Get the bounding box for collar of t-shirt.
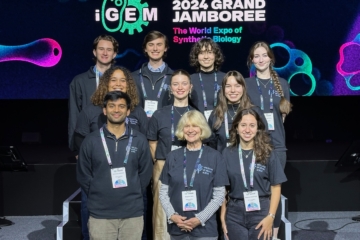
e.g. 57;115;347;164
148;62;166;73
200;69;215;74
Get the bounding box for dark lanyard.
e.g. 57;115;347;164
171;105;189;142
238;145;256;190
183;147;203;188
255;77;274;111
139;70;167;99
199;72;218;109
100;127;133;166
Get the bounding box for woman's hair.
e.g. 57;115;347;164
212;70;253;130
189;38;224;72
247;41;292;115
176;110;211;141
91;66;139;111
229;108;272;165
169;69;199;111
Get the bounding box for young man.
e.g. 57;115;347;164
189;38;225;120
77;91;152;240
68;35;118;152
68;35;118;240
132;31;173;118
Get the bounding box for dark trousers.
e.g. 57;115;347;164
80;189;89;240
226;198;270;240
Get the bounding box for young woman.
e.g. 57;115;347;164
147;70;198;240
208;70;267;152
245;41;292;238
221;108;287;240
159;110;228;240
74;65;148;239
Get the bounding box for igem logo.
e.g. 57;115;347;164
95;0;158;35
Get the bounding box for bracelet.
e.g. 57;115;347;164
268;213;275;219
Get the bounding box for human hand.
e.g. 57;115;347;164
222;222;229;240
183;217;201;229
170;215;192;231
255;215;274;240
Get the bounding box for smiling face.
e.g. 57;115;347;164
198;46;215;72
144;37;167;62
237;114;258;145
103;98;130;125
224;76;243;104
171;74;192;101
93;40;117;66
252;46;272;74
107;69;127;93
183;123;202;145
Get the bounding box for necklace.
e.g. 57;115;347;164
259;79;271;88
242;149;253;158
174;106;188;116
227;104;238;120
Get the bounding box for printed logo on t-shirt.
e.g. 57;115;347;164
163;83;169;91
130;146;138;153
254;163;266;172
128;117;138;125
268;89;281;98
199;165;213;175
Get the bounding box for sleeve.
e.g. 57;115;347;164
137;106;149;136
138;138;153;193
76;136;93;195
207;113;218;149
213;151;229;187
159;152;172;185
68;78;81;151
269;152;287;185
147;111;159;141
195;186;225;226
75;108;91;137
74;132;85;153
159;183;177;224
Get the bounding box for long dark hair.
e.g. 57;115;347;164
213;71;253;130
229;108;272;165
247;41;292;115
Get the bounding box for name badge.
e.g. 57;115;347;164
171;145;181;151
204;110;212;121
182;190;198;211
264;113;275;130
110;167;128;188
243;191;261;212
144;100;158;118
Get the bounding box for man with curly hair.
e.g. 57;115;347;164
189;38;226;121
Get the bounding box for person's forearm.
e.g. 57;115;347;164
149;140;157;162
269;184;281;217
220;199;227;222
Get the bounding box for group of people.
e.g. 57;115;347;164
70;30;291;240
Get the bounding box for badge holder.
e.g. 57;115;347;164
111;167;128;188
243;190;261;212
182;190;198;211
144;100;158;117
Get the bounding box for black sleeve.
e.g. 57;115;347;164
138;138;153;193
74;132;85;154
147;111;159;141
77;137;93;195
207;112;218;149
136;106;149;136
68;79;81;151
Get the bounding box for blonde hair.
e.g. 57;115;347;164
176;110;211;141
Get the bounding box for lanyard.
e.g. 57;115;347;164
171;105;189;141
139;70;167;99
255;77;273;111
224;112;230;140
94;66;101;87
198;72;218;109
238;145;256;190
100;127;133;166
183;147;203;188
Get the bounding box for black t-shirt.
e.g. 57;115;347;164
160;146;229;237
208;105;268;152
190;71;226;114
245;76;290;151
222;147;287;199
147;105;195;160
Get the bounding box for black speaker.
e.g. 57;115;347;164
0;146;27;171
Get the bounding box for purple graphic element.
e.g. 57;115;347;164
334;13;360;95
283;40;295;49
0;38;62;67
248;22;267;35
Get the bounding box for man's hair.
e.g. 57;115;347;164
103;91;131;110
142;30;169;59
93;35;119;64
189;38;224;72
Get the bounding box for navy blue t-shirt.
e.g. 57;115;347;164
222;147;287;199
160;146;229;237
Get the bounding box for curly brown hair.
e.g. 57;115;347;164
229;108;272;165
91;66;139;111
213;71;253;130
189;38;224;72
247;41;292;115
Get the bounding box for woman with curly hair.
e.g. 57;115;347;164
208;70;267;152
220;108;287;240
74;65;148;239
189;38;226;120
